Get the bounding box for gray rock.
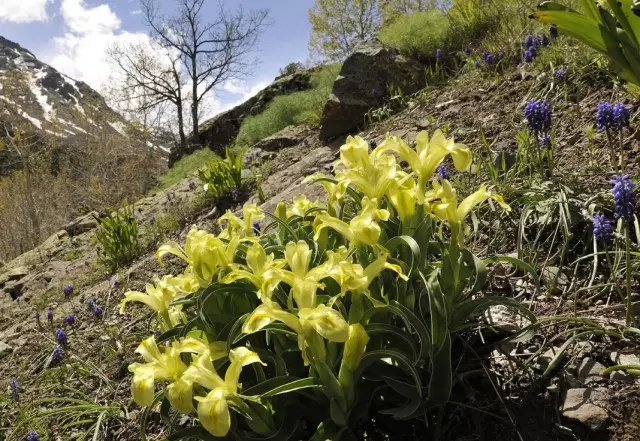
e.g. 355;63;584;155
541;266;570;286
491;150;517;172
609;351;640;366
610;370;634;383
577;358;606;384
560;388;609;431
252;125;311;151
0;341;13;358
62;211;98;236
0;266;29;285
319;39;426;140
483;304;532;333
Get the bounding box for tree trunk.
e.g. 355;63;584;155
191;55;199;141
177;101;187;150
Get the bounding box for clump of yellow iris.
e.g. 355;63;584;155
124;128;510;437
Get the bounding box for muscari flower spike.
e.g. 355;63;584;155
541;34;550;47
497;51;504;61
26;431;39;441
149;216;155;226
63;284;74;297
51;346;64;366
613;103;630;129
436;164;450;180
55;328;68;346
549;24;558;39
555;68;566;80
436;48;442;59
94;306;104;318
113;278;120;288
10;379;19;401
611;174;636;220
47;307;53;323
592;213;612;243
63;314;75;326
484;53;494;64
524;49;534;63
597;102;615;131
524;99;552;133
541;133;552;149
465;47;472;56
525;34;535;48
189;181;197;190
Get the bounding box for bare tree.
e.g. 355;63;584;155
140;0;269;143
108;42;189;148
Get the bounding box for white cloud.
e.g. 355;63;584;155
46;0;149;91
60;0;120;35
0;0;51;23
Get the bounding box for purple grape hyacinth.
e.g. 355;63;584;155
611;174;636;220
47;307;53;323
484;53;494;64
555;68;566;80
497;51;504;61
55;328;68;346
63;314;75;326
524;99;553;134
613;103;630;129
436;164;449;180
593;213;613;243
436;48;442;59
597;102;615;131
541;133;552;149
94;306;104;318
465;47;472;56
474;60;481;68
63;284;74;298
10;379;19;401
51;347;64;366
549;24;558;39
524;49;534;63
525;34;535;48
26;431;39;441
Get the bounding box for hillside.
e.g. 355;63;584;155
1;3;640;441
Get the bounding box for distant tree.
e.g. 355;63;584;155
308;0;382;62
139;0;269;144
379;0;435;23
279;62;305;77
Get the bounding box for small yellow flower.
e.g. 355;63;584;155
314;197;389;247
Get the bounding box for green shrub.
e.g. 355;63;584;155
155;148;220;191
94;203;139;271
236;64;340;146
197;148;245;199
379;10;451;59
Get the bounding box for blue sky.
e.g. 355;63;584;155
0;0;316;116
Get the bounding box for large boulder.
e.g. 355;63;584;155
169;69;318;165
319;40;426;141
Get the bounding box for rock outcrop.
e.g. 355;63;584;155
319;39;426;140
170;69;318;165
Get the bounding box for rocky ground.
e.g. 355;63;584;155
2;39;640;440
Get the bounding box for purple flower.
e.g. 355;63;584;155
51;347;64;366
87;298;95;311
613;103;630;129
63;314;75;326
555;68;566;80
436;164;449;180
26;431;39;441
474;60;481;68
63;285;74;298
93;306;104;318
369;140;377;150
525;34;535;48
47;307;53;323
465;47;472;56
593;213;612;243
436;48;443;59
524;99;553;133
497;51;504;61
541;34;550;47
484;53;494;64
597;102;615;131
549;24;558;39
55;328;68;346
149;216;155;226
10;379;19;401
524;49;534;63
189;181;196;190
611;174;636;220
541;133;552;149
113;278;120;288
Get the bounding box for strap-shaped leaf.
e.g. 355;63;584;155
259;377;324;398
450;296;537;333
384;235;421;276
357;349;423;398
366;323;419;363
427;332;452;407
484;255;541;290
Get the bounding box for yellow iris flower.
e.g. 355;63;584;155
156;226;240;287
223;241;285;298
120;275;190;331
376;130;472;202
128;336;219;407
219;203;265;238
181;347;265;437
314;197;389;247
243;299;349;363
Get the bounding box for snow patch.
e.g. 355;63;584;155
30;70;54;121
0;95;43;129
108;121;126;136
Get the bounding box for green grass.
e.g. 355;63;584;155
379;10;451;60
236;64;341;147
155;148;220;191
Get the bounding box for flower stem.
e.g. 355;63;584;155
624;223;632;327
